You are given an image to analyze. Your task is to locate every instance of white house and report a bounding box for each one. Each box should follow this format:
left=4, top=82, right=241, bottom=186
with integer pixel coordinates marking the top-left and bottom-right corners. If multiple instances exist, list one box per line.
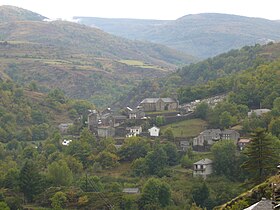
left=129, top=126, right=142, bottom=135
left=126, top=126, right=142, bottom=138
left=193, top=158, right=213, bottom=179
left=148, top=126, right=160, bottom=137
left=62, top=139, right=72, bottom=146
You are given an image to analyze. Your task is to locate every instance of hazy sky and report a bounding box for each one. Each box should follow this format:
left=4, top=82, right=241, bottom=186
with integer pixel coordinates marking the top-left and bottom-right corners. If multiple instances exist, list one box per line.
left=0, top=0, right=279, bottom=20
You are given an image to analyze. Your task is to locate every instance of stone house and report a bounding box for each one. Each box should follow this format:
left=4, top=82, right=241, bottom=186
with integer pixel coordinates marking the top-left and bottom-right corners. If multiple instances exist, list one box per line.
left=193, top=129, right=240, bottom=147
left=193, top=158, right=213, bottom=179
left=87, top=110, right=101, bottom=131
left=179, top=140, right=192, bottom=151
left=58, top=123, right=73, bottom=134
left=139, top=98, right=178, bottom=112
left=193, top=129, right=221, bottom=146
left=221, top=129, right=240, bottom=144
left=128, top=109, right=145, bottom=119
left=97, top=126, right=115, bottom=138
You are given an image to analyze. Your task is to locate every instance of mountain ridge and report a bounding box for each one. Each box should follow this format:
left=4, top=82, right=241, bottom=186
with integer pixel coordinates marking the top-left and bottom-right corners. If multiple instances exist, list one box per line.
left=75, top=13, right=280, bottom=58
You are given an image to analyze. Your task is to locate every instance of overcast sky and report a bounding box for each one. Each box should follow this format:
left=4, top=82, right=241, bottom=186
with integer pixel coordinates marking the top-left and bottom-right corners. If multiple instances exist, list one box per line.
left=0, top=0, right=279, bottom=20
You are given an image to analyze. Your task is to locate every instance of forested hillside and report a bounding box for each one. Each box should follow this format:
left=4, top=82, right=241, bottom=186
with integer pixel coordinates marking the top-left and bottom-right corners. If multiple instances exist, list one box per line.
left=116, top=42, right=280, bottom=107
left=75, top=13, right=280, bottom=58
left=0, top=80, right=93, bottom=143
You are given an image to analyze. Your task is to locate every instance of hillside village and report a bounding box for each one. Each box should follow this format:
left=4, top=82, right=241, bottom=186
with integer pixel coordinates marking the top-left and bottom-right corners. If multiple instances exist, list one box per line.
left=2, top=5, right=280, bottom=210
left=58, top=94, right=268, bottom=179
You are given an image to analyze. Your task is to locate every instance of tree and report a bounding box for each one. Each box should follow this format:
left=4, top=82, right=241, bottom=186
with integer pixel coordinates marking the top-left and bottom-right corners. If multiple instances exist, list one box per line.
left=181, top=155, right=193, bottom=168
left=269, top=117, right=280, bottom=137
left=145, top=147, right=167, bottom=176
left=118, top=137, right=149, bottom=161
left=162, top=142, right=179, bottom=166
left=192, top=182, right=209, bottom=208
left=95, top=151, right=119, bottom=169
left=139, top=178, right=171, bottom=209
left=219, top=111, right=237, bottom=129
left=195, top=102, right=210, bottom=120
left=19, top=161, right=43, bottom=202
left=155, top=116, right=165, bottom=126
left=272, top=97, right=280, bottom=117
left=242, top=128, right=279, bottom=183
left=0, top=202, right=10, bottom=210
left=51, top=191, right=67, bottom=210
left=79, top=175, right=104, bottom=192
left=211, top=140, right=238, bottom=179
left=47, top=160, right=73, bottom=186
left=131, top=157, right=148, bottom=177
left=164, top=128, right=175, bottom=142
left=65, top=140, right=91, bottom=166
left=80, top=128, right=96, bottom=147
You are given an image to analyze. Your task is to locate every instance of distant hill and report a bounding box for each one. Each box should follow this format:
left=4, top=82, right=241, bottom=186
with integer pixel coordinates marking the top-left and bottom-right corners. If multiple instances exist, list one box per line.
left=0, top=5, right=46, bottom=21
left=75, top=14, right=280, bottom=58
left=0, top=6, right=195, bottom=107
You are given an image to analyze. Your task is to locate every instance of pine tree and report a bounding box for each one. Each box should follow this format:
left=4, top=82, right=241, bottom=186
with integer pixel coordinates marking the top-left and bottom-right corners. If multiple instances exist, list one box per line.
left=19, top=161, right=43, bottom=202
left=242, top=128, right=279, bottom=183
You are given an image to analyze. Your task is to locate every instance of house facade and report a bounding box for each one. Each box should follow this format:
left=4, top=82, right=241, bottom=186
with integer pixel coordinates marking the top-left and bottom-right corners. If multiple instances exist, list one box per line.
left=193, top=129, right=221, bottom=146
left=126, top=107, right=145, bottom=119
left=193, top=158, right=213, bottom=179
left=126, top=126, right=142, bottom=138
left=237, top=138, right=251, bottom=151
left=193, top=129, right=240, bottom=147
left=58, top=123, right=73, bottom=134
left=139, top=98, right=178, bottom=112
left=148, top=126, right=160, bottom=137
left=97, top=126, right=115, bottom=138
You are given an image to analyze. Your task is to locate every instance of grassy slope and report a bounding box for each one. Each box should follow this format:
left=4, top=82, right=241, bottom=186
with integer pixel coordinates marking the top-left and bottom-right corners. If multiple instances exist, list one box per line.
left=161, top=119, right=207, bottom=137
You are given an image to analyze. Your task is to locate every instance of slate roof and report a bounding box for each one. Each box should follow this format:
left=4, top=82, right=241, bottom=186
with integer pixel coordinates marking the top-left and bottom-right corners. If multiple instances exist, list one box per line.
left=194, top=158, right=213, bottom=165
left=140, top=98, right=160, bottom=103
left=122, top=188, right=140, bottom=194
left=223, top=129, right=238, bottom=134
left=161, top=98, right=177, bottom=103
left=248, top=109, right=271, bottom=116
left=244, top=198, right=274, bottom=210
left=238, top=139, right=251, bottom=143
left=140, top=98, right=176, bottom=104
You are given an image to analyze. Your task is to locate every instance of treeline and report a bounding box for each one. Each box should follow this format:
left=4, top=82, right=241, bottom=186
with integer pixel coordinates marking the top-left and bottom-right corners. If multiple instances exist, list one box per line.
left=179, top=57, right=280, bottom=107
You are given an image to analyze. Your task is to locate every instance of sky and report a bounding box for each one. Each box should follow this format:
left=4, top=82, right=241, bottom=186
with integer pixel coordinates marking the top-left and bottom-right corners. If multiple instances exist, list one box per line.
left=0, top=0, right=280, bottom=21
